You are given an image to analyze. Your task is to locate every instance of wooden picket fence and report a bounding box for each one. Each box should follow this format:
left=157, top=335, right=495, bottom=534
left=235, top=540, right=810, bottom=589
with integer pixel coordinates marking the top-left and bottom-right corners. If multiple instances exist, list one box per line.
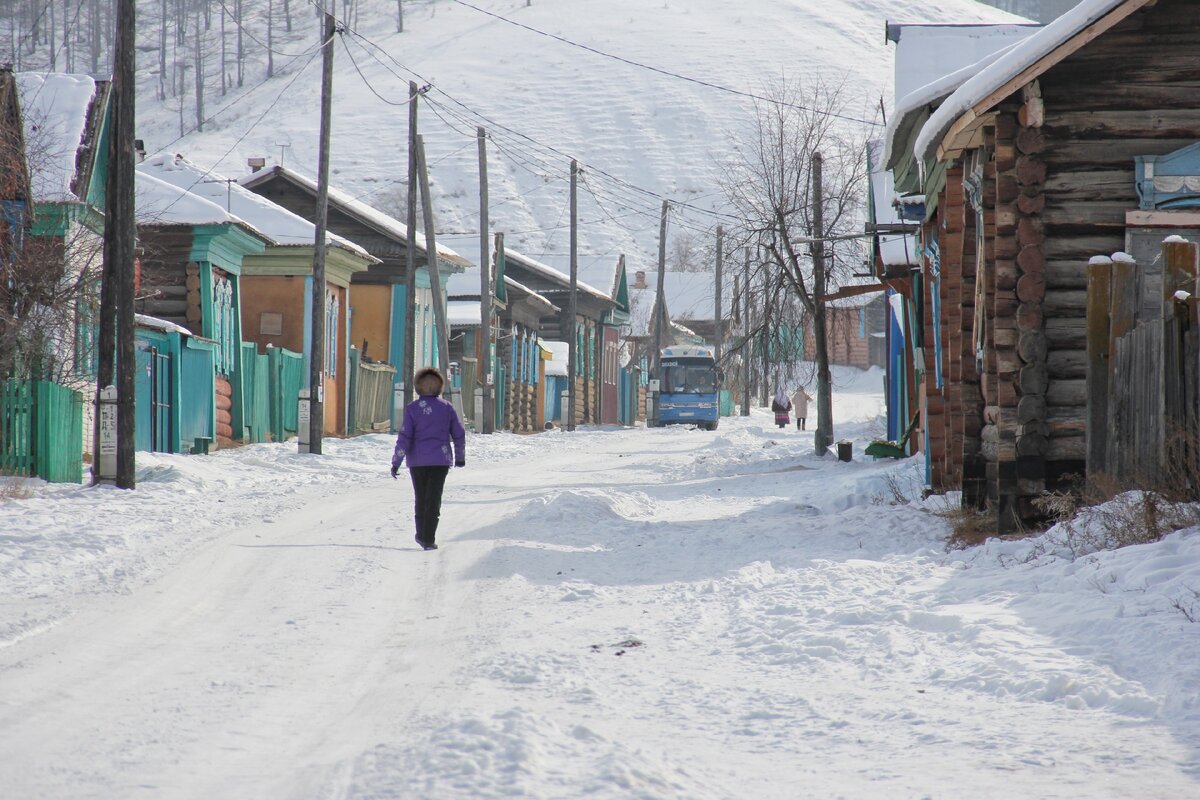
left=349, top=349, right=396, bottom=434
left=0, top=379, right=84, bottom=483
left=1087, top=240, right=1200, bottom=490
left=267, top=346, right=304, bottom=443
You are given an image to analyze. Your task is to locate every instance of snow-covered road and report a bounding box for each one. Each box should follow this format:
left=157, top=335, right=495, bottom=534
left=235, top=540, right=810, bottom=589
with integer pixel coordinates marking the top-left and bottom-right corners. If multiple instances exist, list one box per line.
left=2, top=377, right=1198, bottom=798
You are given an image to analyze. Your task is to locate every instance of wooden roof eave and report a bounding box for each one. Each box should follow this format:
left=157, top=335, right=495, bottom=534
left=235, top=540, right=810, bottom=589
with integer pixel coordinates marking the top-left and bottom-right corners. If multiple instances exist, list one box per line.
left=933, top=0, right=1153, bottom=161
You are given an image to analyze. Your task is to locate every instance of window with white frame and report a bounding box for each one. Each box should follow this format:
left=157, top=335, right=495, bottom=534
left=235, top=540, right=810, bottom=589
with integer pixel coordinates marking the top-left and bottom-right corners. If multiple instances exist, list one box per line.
left=325, top=290, right=339, bottom=377
left=212, top=274, right=237, bottom=375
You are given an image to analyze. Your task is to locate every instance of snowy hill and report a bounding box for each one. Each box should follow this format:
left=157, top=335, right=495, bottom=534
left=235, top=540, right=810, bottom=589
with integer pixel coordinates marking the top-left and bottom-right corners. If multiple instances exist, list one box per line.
left=7, top=0, right=1024, bottom=288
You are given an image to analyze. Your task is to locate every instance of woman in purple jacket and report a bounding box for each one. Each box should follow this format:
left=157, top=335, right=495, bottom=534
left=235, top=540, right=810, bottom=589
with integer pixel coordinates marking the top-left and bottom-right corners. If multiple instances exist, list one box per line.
left=390, top=367, right=466, bottom=550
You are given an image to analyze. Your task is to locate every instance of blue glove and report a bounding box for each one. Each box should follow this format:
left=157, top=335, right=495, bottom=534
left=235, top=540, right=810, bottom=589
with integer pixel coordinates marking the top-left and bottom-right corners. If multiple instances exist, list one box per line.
left=390, top=462, right=400, bottom=479
left=454, top=460, right=465, bottom=468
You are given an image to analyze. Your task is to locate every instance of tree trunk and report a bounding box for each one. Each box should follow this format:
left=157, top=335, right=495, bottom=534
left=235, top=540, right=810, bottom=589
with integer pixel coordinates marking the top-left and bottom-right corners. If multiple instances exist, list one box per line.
left=266, top=0, right=274, bottom=78
left=194, top=9, right=204, bottom=132
left=235, top=0, right=243, bottom=87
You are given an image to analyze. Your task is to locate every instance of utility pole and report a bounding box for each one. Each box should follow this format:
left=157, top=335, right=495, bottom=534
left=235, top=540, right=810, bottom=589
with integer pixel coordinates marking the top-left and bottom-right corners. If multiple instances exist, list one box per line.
left=415, top=134, right=451, bottom=381
left=652, top=200, right=668, bottom=375
left=742, top=247, right=751, bottom=416
left=95, top=0, right=136, bottom=487
left=566, top=159, right=578, bottom=431
left=714, top=224, right=724, bottom=364
left=307, top=10, right=335, bottom=455
left=812, top=151, right=833, bottom=456
left=397, top=0, right=403, bottom=33
left=478, top=126, right=493, bottom=433
left=404, top=80, right=419, bottom=405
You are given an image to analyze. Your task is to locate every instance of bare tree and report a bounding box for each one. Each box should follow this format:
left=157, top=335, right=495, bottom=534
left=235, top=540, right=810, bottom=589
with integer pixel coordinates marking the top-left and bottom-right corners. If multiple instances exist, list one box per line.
left=721, top=76, right=868, bottom=453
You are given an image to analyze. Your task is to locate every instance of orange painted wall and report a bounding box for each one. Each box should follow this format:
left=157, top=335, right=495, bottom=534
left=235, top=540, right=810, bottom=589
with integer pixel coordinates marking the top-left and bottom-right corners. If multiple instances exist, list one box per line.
left=241, top=275, right=306, bottom=354
left=350, top=283, right=392, bottom=364
left=240, top=275, right=350, bottom=435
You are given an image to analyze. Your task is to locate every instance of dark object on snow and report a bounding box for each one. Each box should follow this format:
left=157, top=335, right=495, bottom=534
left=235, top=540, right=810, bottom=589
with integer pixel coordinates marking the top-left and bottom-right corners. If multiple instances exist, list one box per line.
left=837, top=440, right=853, bottom=462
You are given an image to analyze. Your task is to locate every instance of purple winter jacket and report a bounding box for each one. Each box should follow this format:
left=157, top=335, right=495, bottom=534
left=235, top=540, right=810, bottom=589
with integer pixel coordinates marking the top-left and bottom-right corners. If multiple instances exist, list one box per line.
left=392, top=394, right=466, bottom=468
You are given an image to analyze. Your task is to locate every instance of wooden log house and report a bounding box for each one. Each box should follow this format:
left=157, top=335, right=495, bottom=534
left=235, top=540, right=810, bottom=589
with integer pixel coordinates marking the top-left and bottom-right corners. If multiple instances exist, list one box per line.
left=897, top=0, right=1200, bottom=530
left=239, top=165, right=471, bottom=391
left=500, top=249, right=621, bottom=427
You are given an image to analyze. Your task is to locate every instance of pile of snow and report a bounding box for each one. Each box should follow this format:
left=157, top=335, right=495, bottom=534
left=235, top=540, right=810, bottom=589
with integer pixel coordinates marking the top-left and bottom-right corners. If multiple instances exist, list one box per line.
left=16, top=73, right=99, bottom=202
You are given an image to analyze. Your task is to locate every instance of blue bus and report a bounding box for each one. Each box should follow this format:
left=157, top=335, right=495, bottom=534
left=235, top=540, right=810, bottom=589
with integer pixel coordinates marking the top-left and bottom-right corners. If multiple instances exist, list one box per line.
left=650, top=346, right=720, bottom=430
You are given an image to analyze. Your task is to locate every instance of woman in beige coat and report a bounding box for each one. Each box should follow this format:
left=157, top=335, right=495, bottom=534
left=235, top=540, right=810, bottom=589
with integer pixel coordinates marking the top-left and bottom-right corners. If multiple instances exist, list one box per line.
left=791, top=386, right=812, bottom=430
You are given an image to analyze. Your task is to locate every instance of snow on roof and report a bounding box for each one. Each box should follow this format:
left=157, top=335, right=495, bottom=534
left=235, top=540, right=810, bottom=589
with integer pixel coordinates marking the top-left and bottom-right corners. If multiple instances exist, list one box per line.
left=542, top=340, right=569, bottom=377
left=139, top=154, right=376, bottom=261
left=504, top=248, right=611, bottom=303
left=447, top=301, right=481, bottom=327
left=629, top=271, right=731, bottom=320
left=884, top=41, right=1023, bottom=170
left=240, top=165, right=471, bottom=269
left=135, top=171, right=251, bottom=228
left=135, top=313, right=192, bottom=335
left=870, top=140, right=919, bottom=268
left=915, top=0, right=1140, bottom=164
left=16, top=73, right=98, bottom=202
left=445, top=269, right=481, bottom=298
left=891, top=24, right=1039, bottom=103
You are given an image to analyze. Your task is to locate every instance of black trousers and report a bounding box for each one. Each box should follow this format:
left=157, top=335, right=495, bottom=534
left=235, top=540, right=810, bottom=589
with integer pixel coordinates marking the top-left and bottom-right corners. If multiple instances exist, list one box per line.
left=409, top=466, right=450, bottom=545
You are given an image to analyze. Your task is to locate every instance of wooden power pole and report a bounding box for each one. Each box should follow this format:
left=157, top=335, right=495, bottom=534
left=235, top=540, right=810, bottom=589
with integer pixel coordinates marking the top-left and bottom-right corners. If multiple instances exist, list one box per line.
left=652, top=200, right=668, bottom=374
left=714, top=224, right=724, bottom=363
left=95, top=0, right=136, bottom=487
left=812, top=151, right=833, bottom=456
left=415, top=135, right=450, bottom=382
left=478, top=126, right=493, bottom=433
left=404, top=80, right=419, bottom=405
left=742, top=247, right=751, bottom=416
left=566, top=159, right=578, bottom=431
left=307, top=10, right=336, bottom=455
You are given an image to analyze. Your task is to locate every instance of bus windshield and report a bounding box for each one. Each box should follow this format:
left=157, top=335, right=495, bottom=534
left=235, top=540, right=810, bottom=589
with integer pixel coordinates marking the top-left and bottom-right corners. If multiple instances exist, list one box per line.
left=661, top=359, right=717, bottom=394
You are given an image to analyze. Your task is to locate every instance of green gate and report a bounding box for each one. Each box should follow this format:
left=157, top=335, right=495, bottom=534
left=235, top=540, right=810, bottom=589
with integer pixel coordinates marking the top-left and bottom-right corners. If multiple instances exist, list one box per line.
left=268, top=346, right=304, bottom=443
left=0, top=380, right=84, bottom=483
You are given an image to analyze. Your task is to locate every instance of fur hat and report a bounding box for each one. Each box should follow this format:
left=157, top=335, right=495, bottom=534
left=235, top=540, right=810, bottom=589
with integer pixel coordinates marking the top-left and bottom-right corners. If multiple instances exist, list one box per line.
left=414, top=367, right=445, bottom=396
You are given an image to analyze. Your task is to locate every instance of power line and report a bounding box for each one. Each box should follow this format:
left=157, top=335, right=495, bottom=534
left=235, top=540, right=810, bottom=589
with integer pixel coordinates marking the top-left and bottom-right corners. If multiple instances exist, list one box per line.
left=147, top=27, right=338, bottom=159
left=447, top=0, right=883, bottom=127
left=214, top=0, right=330, bottom=58
left=143, top=47, right=321, bottom=225
left=346, top=29, right=746, bottom=225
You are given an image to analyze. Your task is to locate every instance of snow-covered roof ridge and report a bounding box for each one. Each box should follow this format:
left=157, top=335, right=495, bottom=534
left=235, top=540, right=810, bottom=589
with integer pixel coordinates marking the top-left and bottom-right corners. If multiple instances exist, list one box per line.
left=135, top=170, right=256, bottom=230
left=883, top=40, right=1023, bottom=169
left=239, top=165, right=471, bottom=269
left=138, top=154, right=377, bottom=261
left=504, top=247, right=612, bottom=303
left=914, top=0, right=1145, bottom=164
left=15, top=72, right=100, bottom=202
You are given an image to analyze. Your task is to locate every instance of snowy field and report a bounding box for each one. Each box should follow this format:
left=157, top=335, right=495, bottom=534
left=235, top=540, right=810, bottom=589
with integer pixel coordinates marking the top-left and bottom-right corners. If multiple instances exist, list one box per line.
left=2, top=368, right=1199, bottom=798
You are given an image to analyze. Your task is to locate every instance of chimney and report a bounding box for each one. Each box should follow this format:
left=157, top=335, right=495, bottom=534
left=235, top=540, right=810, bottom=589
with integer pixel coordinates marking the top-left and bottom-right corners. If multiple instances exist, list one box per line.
left=634, top=270, right=646, bottom=289
left=133, top=139, right=146, bottom=163
left=247, top=156, right=266, bottom=173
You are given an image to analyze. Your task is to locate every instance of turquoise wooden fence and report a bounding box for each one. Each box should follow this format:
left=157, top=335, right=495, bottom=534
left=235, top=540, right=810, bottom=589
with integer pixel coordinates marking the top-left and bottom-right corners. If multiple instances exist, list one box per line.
left=240, top=343, right=272, bottom=443
left=0, top=379, right=83, bottom=483
left=267, top=346, right=304, bottom=443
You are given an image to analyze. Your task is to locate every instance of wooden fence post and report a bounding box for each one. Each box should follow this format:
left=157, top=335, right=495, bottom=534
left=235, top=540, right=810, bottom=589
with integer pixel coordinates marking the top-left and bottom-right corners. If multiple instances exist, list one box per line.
left=1107, top=256, right=1138, bottom=484
left=1161, top=239, right=1200, bottom=487
left=1086, top=255, right=1113, bottom=484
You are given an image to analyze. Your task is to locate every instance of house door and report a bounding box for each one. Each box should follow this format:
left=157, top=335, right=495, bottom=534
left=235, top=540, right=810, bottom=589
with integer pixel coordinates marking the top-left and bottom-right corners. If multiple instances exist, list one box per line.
left=136, top=345, right=172, bottom=452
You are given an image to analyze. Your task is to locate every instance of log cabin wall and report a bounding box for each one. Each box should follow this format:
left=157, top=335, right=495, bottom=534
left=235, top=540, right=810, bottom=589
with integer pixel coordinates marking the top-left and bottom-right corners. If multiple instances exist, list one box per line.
left=1034, top=0, right=1200, bottom=485
left=136, top=227, right=193, bottom=332
left=959, top=162, right=986, bottom=510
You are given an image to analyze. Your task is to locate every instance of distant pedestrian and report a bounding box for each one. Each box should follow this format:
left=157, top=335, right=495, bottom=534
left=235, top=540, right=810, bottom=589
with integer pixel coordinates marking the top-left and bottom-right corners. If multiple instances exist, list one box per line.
left=771, top=389, right=792, bottom=428
left=391, top=367, right=466, bottom=551
left=791, top=386, right=813, bottom=431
